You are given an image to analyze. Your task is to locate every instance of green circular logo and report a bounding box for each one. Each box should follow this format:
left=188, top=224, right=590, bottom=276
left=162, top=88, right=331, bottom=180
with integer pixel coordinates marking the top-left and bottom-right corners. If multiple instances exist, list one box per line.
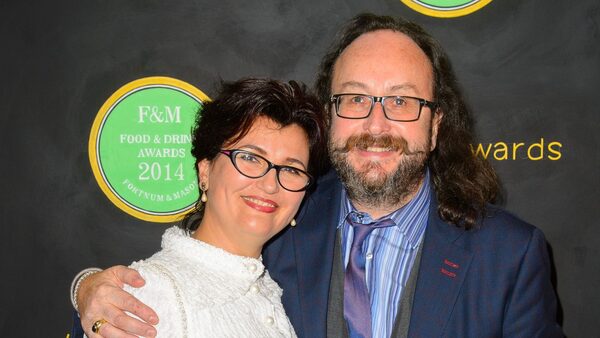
left=401, top=0, right=493, bottom=18
left=89, top=77, right=210, bottom=222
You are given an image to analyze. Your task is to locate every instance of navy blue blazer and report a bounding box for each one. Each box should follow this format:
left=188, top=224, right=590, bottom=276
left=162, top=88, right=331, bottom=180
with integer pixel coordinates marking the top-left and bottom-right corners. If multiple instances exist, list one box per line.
left=263, top=170, right=563, bottom=337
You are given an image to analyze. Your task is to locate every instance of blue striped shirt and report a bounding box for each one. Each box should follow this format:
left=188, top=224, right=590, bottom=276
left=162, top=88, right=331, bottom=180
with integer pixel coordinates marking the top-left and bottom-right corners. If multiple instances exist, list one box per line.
left=338, top=170, right=431, bottom=338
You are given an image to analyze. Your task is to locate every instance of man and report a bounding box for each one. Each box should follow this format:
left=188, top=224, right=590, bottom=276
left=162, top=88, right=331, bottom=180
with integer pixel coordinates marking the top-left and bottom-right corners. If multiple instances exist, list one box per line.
left=73, top=14, right=563, bottom=337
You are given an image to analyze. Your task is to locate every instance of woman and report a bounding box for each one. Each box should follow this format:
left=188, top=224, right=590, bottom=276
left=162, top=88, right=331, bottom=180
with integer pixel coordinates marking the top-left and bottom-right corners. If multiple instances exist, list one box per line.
left=90, top=78, right=326, bottom=337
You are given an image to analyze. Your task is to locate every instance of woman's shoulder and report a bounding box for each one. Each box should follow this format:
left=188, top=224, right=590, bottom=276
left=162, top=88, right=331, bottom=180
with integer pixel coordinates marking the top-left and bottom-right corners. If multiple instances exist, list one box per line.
left=129, top=248, right=237, bottom=307
left=124, top=257, right=187, bottom=337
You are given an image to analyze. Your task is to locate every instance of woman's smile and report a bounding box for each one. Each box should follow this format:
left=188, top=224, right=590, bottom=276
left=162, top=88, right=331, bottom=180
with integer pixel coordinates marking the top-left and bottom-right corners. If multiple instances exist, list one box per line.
left=242, top=195, right=279, bottom=213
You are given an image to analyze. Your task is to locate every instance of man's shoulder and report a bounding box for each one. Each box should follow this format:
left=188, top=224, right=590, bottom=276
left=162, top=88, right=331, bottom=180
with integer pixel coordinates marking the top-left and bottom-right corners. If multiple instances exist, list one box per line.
left=478, top=204, right=538, bottom=237
left=457, top=204, right=547, bottom=255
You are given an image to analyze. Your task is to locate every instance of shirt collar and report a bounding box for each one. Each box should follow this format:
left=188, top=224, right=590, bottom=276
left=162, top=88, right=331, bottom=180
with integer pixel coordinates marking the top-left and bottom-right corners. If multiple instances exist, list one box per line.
left=337, top=169, right=431, bottom=249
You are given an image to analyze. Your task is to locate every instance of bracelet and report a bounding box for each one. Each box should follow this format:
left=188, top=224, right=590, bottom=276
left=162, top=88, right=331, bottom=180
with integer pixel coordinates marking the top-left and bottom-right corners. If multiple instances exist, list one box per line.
left=70, top=267, right=102, bottom=311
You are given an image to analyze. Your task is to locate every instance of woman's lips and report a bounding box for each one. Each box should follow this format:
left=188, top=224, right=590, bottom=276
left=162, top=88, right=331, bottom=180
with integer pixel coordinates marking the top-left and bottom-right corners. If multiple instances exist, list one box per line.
left=242, top=195, right=278, bottom=213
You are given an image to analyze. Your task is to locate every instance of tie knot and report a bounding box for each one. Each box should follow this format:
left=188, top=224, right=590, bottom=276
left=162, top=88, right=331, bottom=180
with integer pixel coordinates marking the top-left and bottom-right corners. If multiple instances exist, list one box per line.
left=346, top=214, right=396, bottom=247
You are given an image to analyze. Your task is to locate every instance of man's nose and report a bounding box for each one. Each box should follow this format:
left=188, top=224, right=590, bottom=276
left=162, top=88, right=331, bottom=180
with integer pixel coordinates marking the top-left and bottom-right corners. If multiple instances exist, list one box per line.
left=363, top=101, right=391, bottom=135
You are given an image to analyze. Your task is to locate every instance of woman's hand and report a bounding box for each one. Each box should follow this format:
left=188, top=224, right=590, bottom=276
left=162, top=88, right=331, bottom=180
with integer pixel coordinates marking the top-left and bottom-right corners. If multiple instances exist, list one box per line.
left=78, top=265, right=159, bottom=338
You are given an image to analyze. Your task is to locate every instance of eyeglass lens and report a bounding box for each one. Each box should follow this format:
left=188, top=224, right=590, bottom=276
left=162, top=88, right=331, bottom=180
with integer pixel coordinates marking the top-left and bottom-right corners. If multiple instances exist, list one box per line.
left=231, top=151, right=310, bottom=191
left=336, top=94, right=422, bottom=121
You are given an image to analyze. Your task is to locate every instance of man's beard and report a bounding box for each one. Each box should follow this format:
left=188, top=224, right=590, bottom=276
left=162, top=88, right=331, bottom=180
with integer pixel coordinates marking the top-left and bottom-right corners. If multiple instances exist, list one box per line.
left=328, top=133, right=430, bottom=211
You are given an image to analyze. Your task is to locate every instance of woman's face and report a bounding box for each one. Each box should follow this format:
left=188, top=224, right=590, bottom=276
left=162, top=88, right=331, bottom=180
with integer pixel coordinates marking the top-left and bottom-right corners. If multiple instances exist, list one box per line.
left=197, top=116, right=309, bottom=256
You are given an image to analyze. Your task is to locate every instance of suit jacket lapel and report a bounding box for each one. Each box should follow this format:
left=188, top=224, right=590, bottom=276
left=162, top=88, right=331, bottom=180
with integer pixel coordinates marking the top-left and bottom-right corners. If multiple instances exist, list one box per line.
left=391, top=243, right=424, bottom=338
left=408, top=198, right=474, bottom=337
left=293, top=170, right=343, bottom=337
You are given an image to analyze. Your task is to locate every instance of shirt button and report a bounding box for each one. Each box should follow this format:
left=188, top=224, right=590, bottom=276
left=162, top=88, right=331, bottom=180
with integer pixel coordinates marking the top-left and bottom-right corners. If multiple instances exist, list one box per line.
left=250, top=285, right=259, bottom=294
left=265, top=316, right=275, bottom=326
left=366, top=253, right=373, bottom=260
left=247, top=264, right=257, bottom=272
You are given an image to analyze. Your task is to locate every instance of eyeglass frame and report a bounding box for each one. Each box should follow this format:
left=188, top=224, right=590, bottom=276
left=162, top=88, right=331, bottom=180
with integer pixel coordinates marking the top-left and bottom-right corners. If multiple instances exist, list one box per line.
left=329, top=93, right=438, bottom=122
left=219, top=149, right=313, bottom=192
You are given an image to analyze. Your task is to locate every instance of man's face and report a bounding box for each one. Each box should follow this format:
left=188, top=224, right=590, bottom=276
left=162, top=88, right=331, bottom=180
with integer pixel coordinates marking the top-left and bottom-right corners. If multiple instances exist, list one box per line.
left=328, top=29, right=442, bottom=214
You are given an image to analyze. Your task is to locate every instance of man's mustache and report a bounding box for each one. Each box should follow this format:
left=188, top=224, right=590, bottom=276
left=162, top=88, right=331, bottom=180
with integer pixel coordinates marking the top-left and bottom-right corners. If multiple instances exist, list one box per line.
left=333, top=134, right=424, bottom=156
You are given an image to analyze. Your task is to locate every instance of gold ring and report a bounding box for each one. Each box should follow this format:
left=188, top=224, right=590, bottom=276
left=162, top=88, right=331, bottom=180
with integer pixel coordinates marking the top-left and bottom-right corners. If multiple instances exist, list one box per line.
left=91, top=319, right=108, bottom=334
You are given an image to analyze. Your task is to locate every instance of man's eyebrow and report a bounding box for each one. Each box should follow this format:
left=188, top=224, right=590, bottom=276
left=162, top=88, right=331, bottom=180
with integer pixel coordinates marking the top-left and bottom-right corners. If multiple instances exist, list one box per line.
left=337, top=81, right=418, bottom=93
left=338, top=81, right=369, bottom=91
left=389, top=83, right=418, bottom=92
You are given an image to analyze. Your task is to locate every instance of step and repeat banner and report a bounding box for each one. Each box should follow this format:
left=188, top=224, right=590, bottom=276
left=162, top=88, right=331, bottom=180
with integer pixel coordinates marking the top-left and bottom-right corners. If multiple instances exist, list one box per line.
left=1, top=0, right=598, bottom=336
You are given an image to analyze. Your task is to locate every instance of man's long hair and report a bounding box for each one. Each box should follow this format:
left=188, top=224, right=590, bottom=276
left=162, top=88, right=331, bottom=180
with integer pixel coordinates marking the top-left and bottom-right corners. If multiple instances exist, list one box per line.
left=315, top=13, right=500, bottom=229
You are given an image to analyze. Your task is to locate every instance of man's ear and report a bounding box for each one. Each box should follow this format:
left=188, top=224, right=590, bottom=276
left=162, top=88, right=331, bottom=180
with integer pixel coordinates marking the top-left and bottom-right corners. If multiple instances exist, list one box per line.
left=430, top=109, right=443, bottom=151
left=197, top=159, right=211, bottom=190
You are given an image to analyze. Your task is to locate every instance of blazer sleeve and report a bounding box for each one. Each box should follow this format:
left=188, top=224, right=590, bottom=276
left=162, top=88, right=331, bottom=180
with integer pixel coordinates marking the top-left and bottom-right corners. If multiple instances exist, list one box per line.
left=502, top=228, right=563, bottom=337
left=69, top=310, right=84, bottom=338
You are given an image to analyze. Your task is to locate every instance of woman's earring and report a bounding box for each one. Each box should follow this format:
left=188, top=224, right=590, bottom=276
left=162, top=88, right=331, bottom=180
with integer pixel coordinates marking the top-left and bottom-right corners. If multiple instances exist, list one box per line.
left=290, top=219, right=297, bottom=227
left=200, top=182, right=208, bottom=203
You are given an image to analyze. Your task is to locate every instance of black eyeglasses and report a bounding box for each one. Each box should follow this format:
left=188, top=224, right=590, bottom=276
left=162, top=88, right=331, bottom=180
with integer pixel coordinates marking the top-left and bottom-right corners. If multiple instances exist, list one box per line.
left=219, top=149, right=312, bottom=192
left=330, top=93, right=438, bottom=122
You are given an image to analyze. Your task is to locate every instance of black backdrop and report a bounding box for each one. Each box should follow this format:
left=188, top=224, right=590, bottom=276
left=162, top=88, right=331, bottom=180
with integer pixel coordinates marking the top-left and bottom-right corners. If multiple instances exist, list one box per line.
left=1, top=1, right=598, bottom=336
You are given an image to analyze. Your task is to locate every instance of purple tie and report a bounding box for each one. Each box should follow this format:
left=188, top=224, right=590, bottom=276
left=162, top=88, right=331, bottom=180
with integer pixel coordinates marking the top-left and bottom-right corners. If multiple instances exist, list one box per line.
left=344, top=215, right=396, bottom=338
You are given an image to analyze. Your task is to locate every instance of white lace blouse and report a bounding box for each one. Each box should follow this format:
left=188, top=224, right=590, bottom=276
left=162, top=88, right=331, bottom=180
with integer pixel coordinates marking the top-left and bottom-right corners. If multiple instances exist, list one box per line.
left=121, top=226, right=297, bottom=338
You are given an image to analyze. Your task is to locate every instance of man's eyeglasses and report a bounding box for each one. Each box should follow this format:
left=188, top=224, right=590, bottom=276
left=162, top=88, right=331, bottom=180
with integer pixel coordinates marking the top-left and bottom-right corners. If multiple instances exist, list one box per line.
left=330, top=93, right=438, bottom=122
left=219, top=149, right=312, bottom=192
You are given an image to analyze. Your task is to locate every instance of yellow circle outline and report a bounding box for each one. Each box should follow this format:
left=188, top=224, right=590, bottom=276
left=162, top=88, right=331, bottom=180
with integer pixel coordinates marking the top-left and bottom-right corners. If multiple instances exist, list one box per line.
left=89, top=76, right=210, bottom=223
left=401, top=0, right=493, bottom=18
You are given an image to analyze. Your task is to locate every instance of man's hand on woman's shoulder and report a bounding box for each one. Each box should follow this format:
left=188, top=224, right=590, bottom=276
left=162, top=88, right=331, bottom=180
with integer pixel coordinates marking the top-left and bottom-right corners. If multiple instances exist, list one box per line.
left=77, top=265, right=159, bottom=338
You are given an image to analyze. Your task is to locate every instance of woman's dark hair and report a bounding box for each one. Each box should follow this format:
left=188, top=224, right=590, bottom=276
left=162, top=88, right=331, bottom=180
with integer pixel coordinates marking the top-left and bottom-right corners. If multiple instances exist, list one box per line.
left=181, top=78, right=327, bottom=231
left=315, top=13, right=500, bottom=229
